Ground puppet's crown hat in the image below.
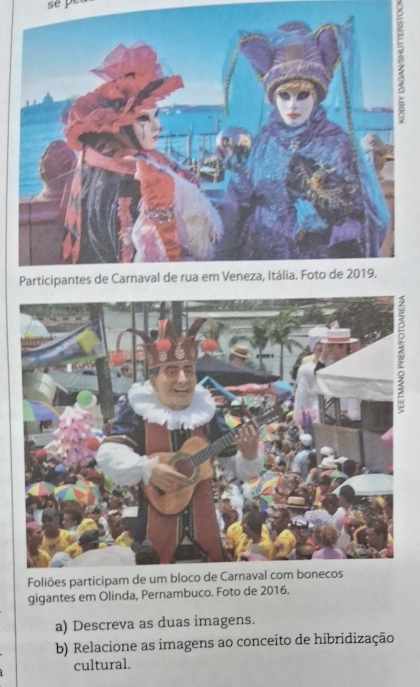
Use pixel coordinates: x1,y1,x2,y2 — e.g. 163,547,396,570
118,318,218,370
238,21,339,104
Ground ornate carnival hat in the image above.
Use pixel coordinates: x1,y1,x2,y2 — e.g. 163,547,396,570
237,21,339,104
122,318,218,370
64,43,183,151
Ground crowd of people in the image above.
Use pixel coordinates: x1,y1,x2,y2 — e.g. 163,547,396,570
25,405,393,567
216,418,393,562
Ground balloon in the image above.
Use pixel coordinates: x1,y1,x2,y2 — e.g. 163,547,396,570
86,437,100,452
76,390,97,408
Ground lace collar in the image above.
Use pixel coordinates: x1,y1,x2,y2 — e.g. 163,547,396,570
128,382,216,430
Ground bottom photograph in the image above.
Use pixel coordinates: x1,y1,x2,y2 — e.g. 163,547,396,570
21,297,394,567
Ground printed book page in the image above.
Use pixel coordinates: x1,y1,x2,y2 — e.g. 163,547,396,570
1,0,420,684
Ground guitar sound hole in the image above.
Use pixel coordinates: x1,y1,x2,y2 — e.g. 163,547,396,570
173,457,194,479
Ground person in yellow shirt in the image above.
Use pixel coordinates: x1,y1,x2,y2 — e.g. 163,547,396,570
313,475,332,509
77,517,100,537
225,501,270,561
225,519,245,560
269,508,296,560
40,508,75,557
27,522,51,568
69,530,107,558
238,512,273,560
114,507,137,547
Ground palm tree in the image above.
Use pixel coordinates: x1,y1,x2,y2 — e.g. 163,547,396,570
249,319,270,368
228,319,270,370
268,309,303,379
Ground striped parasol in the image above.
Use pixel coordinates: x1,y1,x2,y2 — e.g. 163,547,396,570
75,481,99,505
54,484,90,502
26,482,55,497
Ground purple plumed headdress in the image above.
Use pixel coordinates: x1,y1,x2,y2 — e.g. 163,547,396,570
237,21,339,104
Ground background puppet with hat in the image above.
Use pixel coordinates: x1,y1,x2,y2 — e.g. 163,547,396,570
293,325,328,424
219,21,388,261
229,344,251,366
96,318,263,564
62,43,222,265
314,327,362,422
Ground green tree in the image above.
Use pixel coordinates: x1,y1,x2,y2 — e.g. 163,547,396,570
268,309,303,379
227,319,270,370
300,305,327,325
249,318,270,369
330,298,393,342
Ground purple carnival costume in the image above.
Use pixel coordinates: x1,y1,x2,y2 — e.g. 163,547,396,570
218,22,387,261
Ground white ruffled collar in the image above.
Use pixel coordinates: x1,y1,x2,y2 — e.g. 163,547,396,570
128,381,216,430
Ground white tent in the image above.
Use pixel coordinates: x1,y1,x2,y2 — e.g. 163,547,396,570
314,335,393,402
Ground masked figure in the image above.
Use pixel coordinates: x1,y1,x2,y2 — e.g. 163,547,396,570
219,22,387,260
96,319,263,563
63,43,222,264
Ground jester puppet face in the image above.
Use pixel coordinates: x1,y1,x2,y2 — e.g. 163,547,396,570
133,108,161,151
275,80,316,128
149,362,197,410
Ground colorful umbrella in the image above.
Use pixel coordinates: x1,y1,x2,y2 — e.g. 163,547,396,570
23,399,60,423
248,475,263,498
272,380,293,401
259,422,279,444
54,485,89,502
75,480,100,505
248,471,284,510
26,481,55,497
79,488,97,506
224,413,242,429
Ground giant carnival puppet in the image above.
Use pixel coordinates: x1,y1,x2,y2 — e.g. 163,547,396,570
217,21,389,260
62,43,222,264
96,318,264,564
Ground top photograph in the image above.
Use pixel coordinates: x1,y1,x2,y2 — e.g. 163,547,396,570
18,0,394,266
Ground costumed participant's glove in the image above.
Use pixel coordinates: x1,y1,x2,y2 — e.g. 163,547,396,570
132,157,223,262
286,153,364,227
293,198,327,242
134,158,180,262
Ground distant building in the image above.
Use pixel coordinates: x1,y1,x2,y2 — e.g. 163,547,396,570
21,93,71,122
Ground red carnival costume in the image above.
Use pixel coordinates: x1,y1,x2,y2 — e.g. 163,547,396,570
63,43,222,264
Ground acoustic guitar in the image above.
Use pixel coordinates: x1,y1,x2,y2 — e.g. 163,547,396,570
141,408,278,516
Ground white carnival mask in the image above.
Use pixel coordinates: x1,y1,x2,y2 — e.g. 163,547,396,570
133,108,161,151
275,80,316,128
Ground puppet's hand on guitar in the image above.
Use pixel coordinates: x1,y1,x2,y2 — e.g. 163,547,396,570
149,463,188,493
235,423,259,461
